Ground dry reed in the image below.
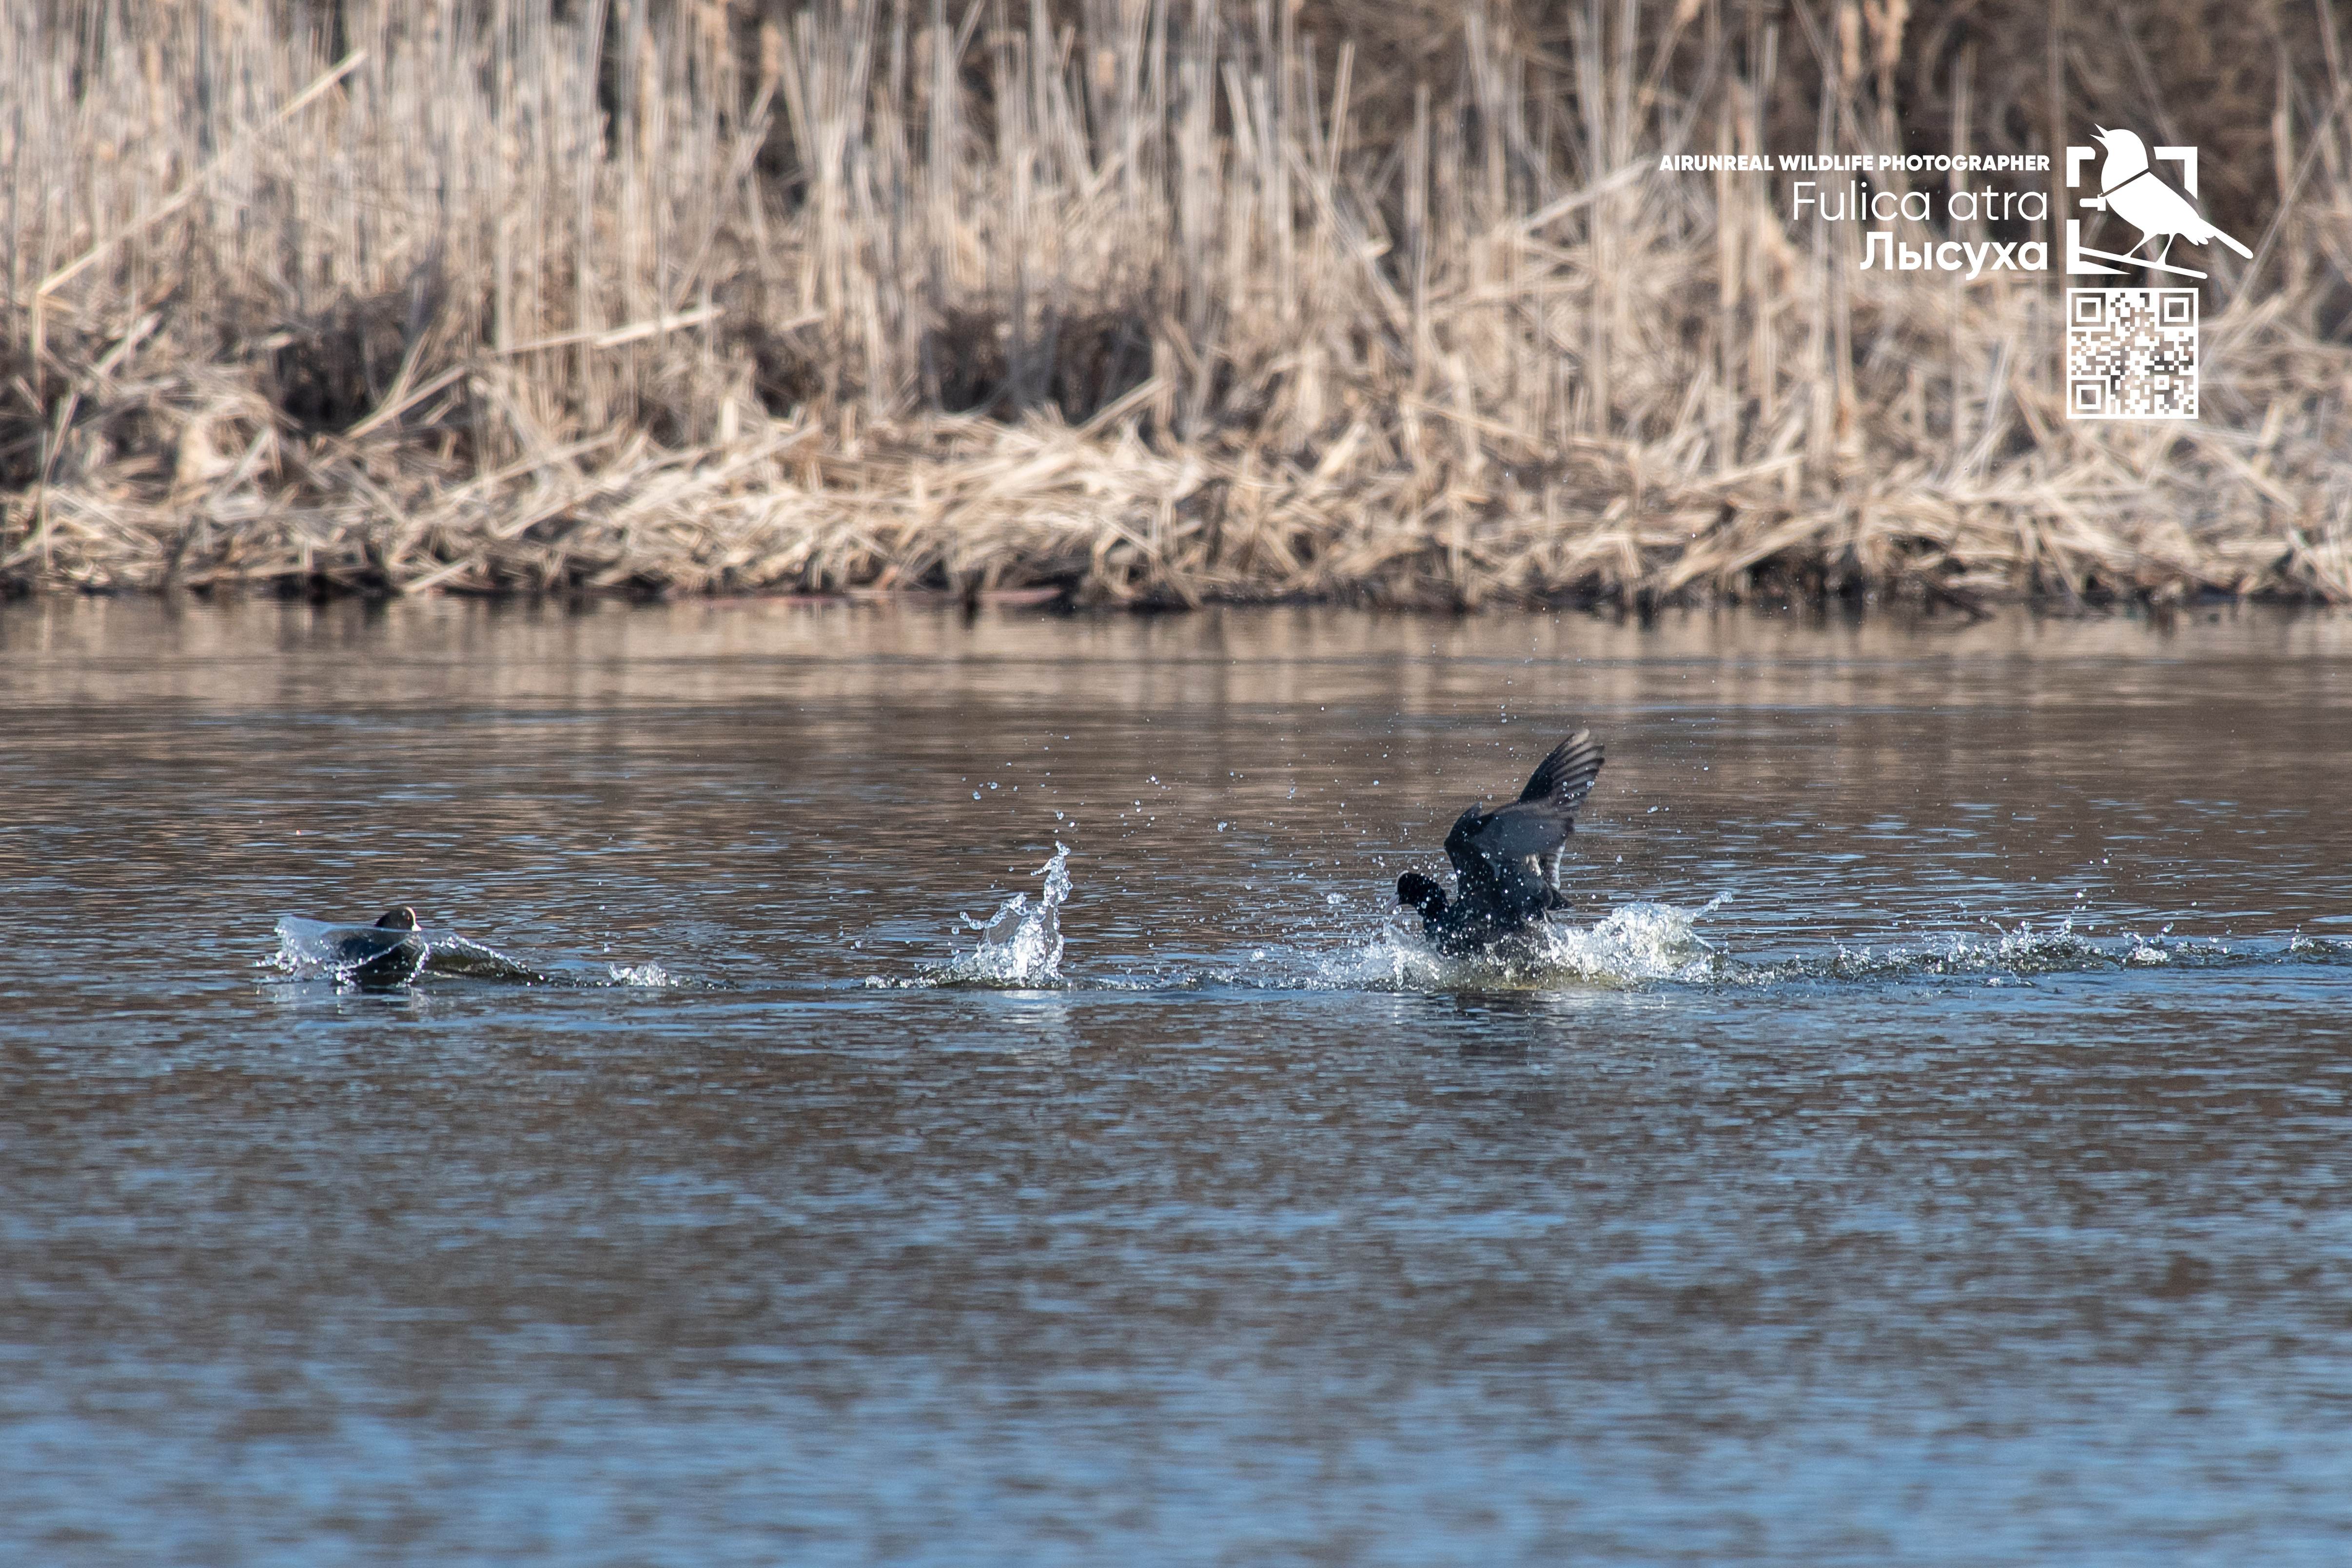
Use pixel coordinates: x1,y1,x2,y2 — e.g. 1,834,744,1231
5,0,2352,608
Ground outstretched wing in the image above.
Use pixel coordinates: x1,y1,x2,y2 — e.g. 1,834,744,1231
1516,729,1606,816
1447,731,1609,918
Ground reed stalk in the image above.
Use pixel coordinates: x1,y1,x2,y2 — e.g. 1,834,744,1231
4,0,2351,607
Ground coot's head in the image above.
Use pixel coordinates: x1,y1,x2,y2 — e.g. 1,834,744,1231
373,906,420,931
1396,872,1448,918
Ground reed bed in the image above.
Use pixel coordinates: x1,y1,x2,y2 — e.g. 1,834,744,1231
6,0,2352,608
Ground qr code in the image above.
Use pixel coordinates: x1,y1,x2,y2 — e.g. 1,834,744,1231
2067,288,2197,419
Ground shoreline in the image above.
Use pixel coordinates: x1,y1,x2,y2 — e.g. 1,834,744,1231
10,405,2348,610
6,576,2336,633
8,424,2346,610
9,2,2351,610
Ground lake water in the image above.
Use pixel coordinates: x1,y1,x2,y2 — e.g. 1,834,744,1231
3,598,2349,1565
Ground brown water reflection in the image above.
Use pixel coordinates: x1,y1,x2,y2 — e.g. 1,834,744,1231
1,599,2349,1565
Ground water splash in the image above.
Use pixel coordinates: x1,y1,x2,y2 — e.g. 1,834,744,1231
1329,900,1725,992
920,844,1072,987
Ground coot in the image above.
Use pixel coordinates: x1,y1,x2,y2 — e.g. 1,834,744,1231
332,906,428,989
1396,731,1606,953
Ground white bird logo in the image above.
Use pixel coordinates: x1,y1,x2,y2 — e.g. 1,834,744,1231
2082,127,2252,268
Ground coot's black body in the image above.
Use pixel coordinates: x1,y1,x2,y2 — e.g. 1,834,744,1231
1397,731,1606,954
333,907,427,989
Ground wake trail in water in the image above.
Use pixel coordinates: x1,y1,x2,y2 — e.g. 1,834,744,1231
1317,909,2352,994
1721,922,2352,987
899,850,2352,993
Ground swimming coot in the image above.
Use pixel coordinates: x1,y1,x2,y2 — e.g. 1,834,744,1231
1396,731,1606,953
333,906,428,989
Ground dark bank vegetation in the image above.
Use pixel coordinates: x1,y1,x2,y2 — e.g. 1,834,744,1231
4,0,2351,608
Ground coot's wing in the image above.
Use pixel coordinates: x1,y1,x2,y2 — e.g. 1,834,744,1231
1463,806,1568,863
1516,730,1606,817
1442,803,1496,892
1467,728,1606,866
1448,732,1607,917
1459,809,1563,917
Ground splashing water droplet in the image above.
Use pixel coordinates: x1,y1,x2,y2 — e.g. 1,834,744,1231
928,844,1072,986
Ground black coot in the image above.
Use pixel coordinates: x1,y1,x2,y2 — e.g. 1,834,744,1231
1396,731,1606,953
333,906,428,989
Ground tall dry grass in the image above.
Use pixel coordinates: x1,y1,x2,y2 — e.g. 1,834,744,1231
5,0,2352,606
